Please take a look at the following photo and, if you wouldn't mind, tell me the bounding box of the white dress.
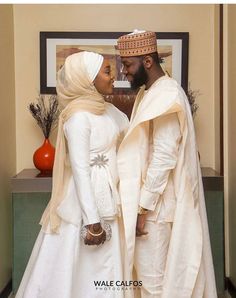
[16,103,129,298]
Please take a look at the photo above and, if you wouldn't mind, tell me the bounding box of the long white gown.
[16,103,129,298]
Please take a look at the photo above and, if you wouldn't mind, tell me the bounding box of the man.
[117,30,217,297]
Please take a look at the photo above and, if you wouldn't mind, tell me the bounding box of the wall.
[213,5,221,173]
[0,4,16,291]
[224,4,236,284]
[13,4,220,172]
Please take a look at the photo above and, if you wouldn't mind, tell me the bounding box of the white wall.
[0,4,16,291]
[13,4,220,172]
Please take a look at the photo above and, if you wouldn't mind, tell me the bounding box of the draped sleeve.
[139,113,181,210]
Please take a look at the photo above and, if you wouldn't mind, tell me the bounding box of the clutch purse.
[80,220,112,241]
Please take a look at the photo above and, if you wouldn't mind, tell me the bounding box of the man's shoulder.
[140,76,187,115]
[145,76,182,100]
[152,75,180,91]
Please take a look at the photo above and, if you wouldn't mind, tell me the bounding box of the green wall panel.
[12,192,50,293]
[205,190,225,294]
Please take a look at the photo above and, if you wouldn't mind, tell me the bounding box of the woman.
[16,51,129,298]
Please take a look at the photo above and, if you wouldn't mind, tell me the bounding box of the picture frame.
[40,31,189,94]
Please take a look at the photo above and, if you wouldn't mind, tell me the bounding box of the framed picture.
[40,31,189,94]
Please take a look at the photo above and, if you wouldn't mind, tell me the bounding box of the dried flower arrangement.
[29,94,60,139]
[186,87,200,118]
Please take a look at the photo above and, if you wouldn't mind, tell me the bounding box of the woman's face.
[93,59,114,95]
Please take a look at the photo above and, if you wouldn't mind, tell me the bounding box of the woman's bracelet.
[87,228,104,237]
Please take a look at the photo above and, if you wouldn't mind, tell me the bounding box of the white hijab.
[56,51,104,111]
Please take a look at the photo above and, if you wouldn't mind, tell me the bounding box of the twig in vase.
[28,94,60,139]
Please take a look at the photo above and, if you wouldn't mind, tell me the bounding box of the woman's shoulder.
[63,111,91,132]
[106,102,127,118]
[105,102,129,131]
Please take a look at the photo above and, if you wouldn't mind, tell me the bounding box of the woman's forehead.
[102,58,110,68]
[103,58,110,66]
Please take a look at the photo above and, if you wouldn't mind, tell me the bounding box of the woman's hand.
[84,222,106,246]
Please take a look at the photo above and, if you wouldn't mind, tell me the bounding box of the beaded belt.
[90,154,109,168]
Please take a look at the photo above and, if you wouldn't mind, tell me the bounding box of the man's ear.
[142,55,153,69]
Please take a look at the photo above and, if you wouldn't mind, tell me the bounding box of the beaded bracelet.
[80,221,112,241]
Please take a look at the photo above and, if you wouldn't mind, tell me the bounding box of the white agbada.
[16,103,128,298]
[118,75,217,297]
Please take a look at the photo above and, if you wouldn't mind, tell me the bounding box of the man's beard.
[130,64,148,90]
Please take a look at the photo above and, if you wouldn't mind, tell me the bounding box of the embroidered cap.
[117,30,157,57]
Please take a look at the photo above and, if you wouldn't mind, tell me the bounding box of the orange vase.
[33,138,55,176]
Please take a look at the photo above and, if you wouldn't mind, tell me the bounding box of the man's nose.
[120,65,127,75]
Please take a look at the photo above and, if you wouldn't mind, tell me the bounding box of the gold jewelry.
[138,206,149,215]
[87,228,104,237]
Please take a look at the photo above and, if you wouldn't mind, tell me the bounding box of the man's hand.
[84,222,106,246]
[136,214,149,237]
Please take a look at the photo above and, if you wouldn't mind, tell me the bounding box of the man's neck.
[145,67,165,90]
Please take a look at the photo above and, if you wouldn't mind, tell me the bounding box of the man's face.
[121,57,148,90]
